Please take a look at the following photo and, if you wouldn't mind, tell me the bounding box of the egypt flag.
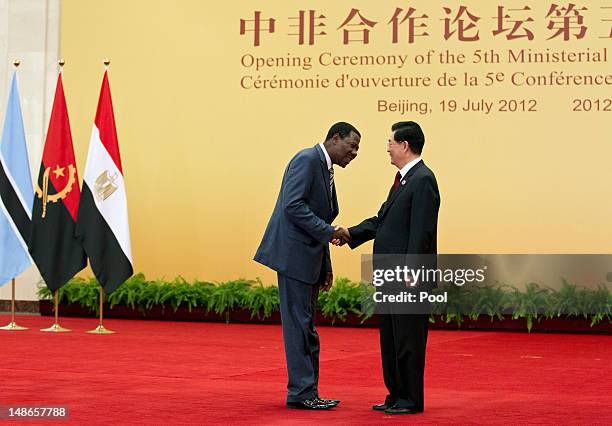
[29,73,86,291]
[76,71,132,294]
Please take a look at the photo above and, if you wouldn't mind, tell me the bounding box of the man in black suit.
[334,121,439,414]
[254,122,360,410]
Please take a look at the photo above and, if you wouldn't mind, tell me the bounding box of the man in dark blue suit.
[254,122,361,410]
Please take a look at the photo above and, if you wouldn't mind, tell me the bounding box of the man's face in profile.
[387,132,406,168]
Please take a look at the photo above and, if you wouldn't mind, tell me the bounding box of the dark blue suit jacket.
[254,145,338,284]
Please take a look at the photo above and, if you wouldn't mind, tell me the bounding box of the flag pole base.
[40,323,71,332]
[0,321,28,331]
[86,324,115,334]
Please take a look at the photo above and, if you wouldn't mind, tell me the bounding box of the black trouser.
[378,313,429,411]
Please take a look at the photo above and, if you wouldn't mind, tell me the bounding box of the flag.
[0,73,34,286]
[29,73,86,291]
[76,71,133,293]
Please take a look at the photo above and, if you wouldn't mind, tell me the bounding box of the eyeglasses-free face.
[387,134,408,167]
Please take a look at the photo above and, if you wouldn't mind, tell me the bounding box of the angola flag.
[29,73,86,291]
[76,70,133,293]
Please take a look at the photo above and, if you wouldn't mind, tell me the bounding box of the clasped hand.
[331,226,351,246]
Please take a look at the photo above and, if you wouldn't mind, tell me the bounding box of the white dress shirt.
[318,142,332,170]
[398,157,422,179]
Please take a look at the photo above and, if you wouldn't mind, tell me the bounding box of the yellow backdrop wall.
[61,0,612,284]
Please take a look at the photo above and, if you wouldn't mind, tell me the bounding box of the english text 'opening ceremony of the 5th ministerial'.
[0,1,610,425]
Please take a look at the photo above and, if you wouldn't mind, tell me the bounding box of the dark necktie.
[329,167,334,208]
[391,171,401,192]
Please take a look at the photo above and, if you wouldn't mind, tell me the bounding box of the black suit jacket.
[349,160,440,265]
[349,160,438,408]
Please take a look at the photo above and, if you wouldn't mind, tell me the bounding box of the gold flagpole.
[0,279,28,331]
[1,61,28,331]
[86,286,115,334]
[39,58,70,333]
[85,58,115,335]
[40,290,71,332]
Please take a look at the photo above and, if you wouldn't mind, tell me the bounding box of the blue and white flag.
[0,73,34,286]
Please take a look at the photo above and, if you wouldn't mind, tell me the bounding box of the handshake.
[331,226,351,246]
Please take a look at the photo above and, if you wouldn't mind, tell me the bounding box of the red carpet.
[1,314,611,425]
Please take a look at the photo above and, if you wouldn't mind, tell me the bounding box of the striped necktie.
[329,167,334,204]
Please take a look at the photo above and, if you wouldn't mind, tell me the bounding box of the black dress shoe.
[384,405,417,415]
[373,398,397,411]
[287,398,333,410]
[316,397,340,407]
[372,403,389,411]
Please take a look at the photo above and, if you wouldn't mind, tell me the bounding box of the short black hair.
[325,122,361,141]
[392,121,425,154]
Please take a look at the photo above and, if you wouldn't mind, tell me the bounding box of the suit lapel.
[315,145,333,210]
[380,160,424,220]
[380,180,406,219]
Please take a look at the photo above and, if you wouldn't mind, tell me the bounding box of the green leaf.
[34,273,610,330]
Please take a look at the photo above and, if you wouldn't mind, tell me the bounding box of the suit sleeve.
[406,175,440,253]
[282,154,334,244]
[324,245,332,273]
[347,201,386,249]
